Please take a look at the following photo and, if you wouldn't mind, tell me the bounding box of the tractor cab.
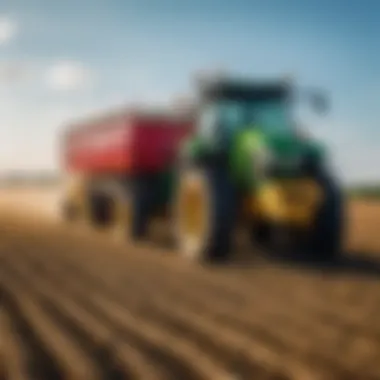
[196,78,291,143]
[190,77,329,180]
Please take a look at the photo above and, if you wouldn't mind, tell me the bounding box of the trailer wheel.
[88,191,113,226]
[60,194,90,226]
[174,167,237,263]
[86,180,150,242]
[60,198,79,222]
[106,178,154,242]
[109,190,143,243]
[129,177,155,240]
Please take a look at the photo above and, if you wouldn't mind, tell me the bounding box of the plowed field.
[1,187,380,380]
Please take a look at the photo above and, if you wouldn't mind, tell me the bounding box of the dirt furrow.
[17,247,290,365]
[2,249,235,380]
[72,250,380,368]
[32,249,354,369]
[2,213,342,328]
[42,233,369,339]
[1,254,179,380]
[64,242,380,375]
[2,198,380,379]
[42,258,289,378]
[0,273,101,380]
[88,292,238,380]
[0,309,30,380]
[12,241,351,379]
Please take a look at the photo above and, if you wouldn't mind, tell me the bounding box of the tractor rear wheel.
[174,167,237,263]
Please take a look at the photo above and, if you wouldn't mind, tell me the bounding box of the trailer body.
[63,111,193,176]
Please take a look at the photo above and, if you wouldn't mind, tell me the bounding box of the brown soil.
[1,188,380,379]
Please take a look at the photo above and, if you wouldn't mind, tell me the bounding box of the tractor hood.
[261,129,325,175]
[233,127,326,182]
[264,129,317,157]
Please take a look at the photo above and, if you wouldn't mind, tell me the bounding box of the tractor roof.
[199,78,291,101]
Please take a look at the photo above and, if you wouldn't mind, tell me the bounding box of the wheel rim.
[176,173,209,260]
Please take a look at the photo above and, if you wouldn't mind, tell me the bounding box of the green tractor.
[172,76,344,263]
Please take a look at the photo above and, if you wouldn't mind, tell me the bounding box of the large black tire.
[60,193,90,225]
[309,175,344,261]
[251,221,272,248]
[128,176,155,240]
[73,178,154,241]
[88,191,113,226]
[97,178,155,241]
[175,167,238,263]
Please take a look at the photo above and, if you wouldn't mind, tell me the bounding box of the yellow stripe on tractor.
[250,179,324,227]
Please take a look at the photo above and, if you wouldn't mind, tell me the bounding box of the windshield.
[252,99,291,133]
[199,98,291,139]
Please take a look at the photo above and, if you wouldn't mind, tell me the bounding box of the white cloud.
[46,61,95,91]
[0,17,17,45]
[0,61,28,83]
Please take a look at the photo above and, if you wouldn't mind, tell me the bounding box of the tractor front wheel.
[309,176,344,261]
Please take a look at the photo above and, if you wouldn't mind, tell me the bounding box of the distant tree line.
[0,171,379,200]
[0,171,61,187]
[349,184,380,200]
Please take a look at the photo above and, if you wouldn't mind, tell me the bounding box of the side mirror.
[293,87,330,116]
[309,91,329,115]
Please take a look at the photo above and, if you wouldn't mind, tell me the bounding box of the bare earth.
[1,186,380,380]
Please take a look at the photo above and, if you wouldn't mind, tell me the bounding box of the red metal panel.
[64,115,132,174]
[63,110,193,176]
[132,118,191,173]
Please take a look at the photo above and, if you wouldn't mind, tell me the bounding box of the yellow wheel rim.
[176,172,209,260]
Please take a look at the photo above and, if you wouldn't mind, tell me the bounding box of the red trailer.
[61,107,193,239]
[63,108,193,176]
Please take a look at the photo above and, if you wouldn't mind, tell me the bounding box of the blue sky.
[0,0,379,183]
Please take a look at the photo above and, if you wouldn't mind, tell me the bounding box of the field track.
[1,187,380,379]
